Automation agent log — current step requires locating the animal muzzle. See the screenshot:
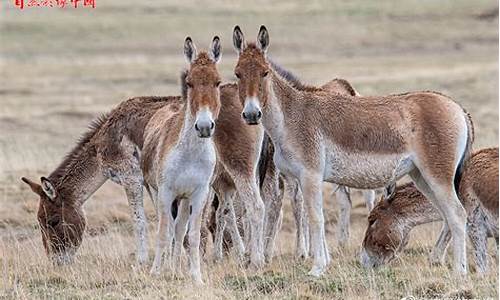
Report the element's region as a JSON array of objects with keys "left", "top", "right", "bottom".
[
  {"left": 360, "top": 248, "right": 381, "bottom": 269},
  {"left": 195, "top": 110, "right": 215, "bottom": 138},
  {"left": 242, "top": 97, "right": 262, "bottom": 125}
]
